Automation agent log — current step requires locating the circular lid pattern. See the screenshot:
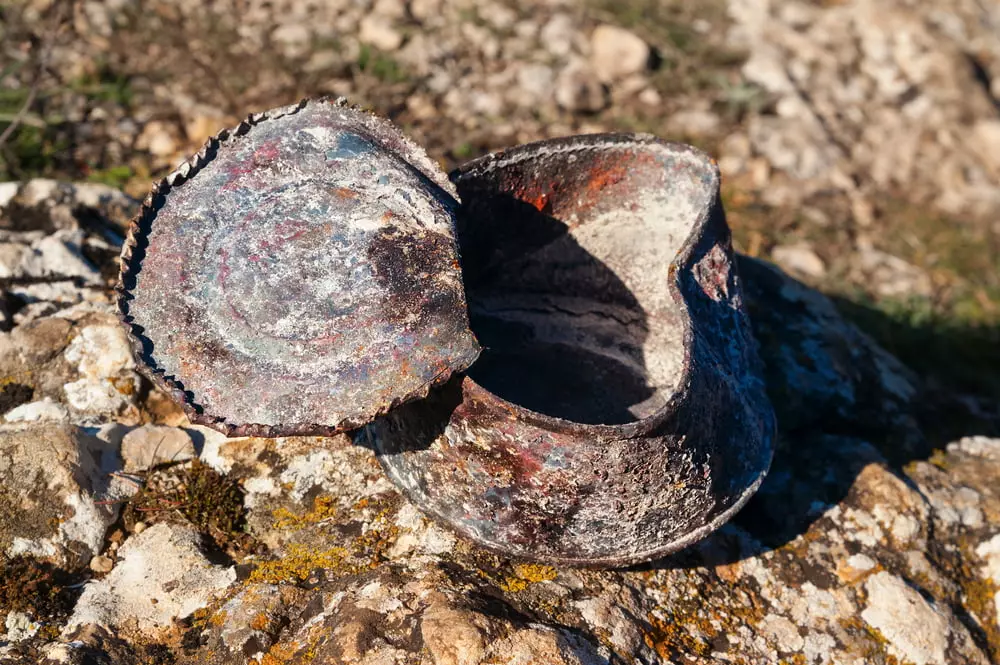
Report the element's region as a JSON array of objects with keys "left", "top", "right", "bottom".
[{"left": 118, "top": 99, "right": 480, "bottom": 436}]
